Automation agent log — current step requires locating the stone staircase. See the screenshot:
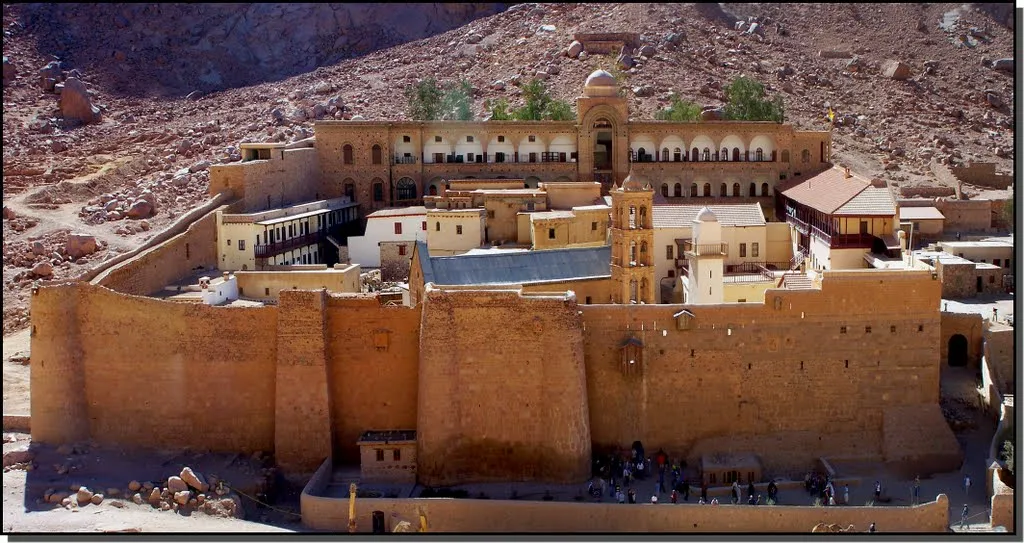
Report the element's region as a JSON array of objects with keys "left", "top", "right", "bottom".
[{"left": 780, "top": 273, "right": 814, "bottom": 290}]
